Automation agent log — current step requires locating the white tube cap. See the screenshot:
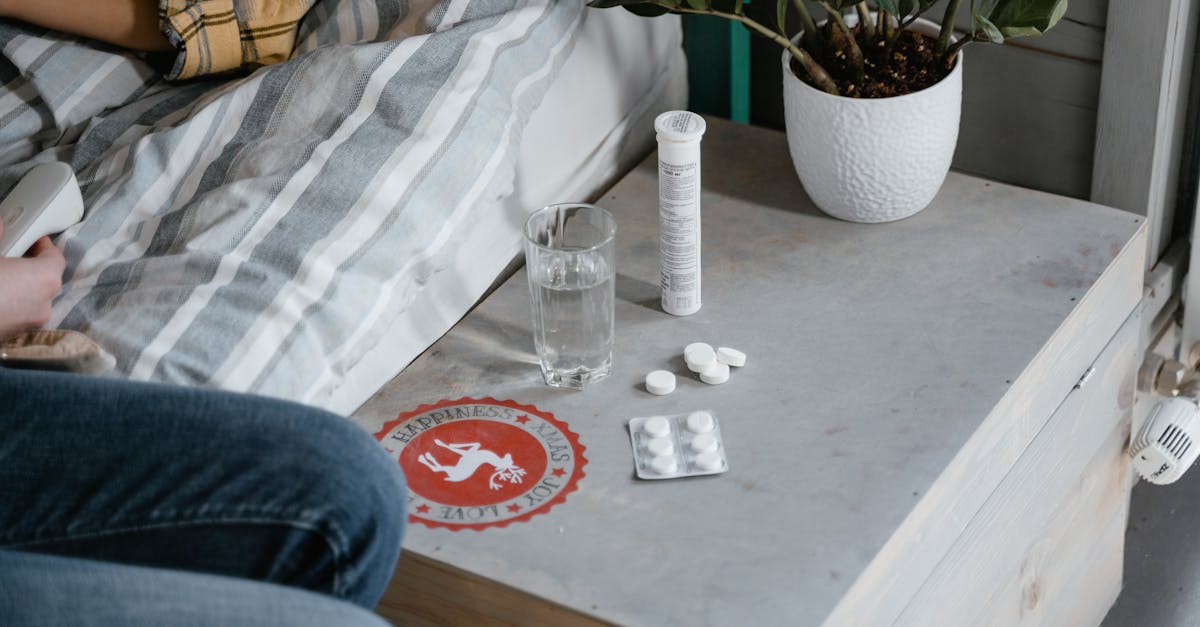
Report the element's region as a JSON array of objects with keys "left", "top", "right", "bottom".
[
  {"left": 645, "top": 370, "right": 676, "bottom": 396},
  {"left": 655, "top": 110, "right": 706, "bottom": 143}
]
